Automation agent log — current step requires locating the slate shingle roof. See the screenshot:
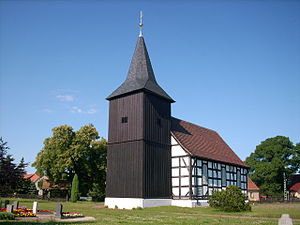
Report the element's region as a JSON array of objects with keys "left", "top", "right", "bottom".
[
  {"left": 171, "top": 117, "right": 249, "bottom": 168},
  {"left": 107, "top": 36, "right": 174, "bottom": 102}
]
